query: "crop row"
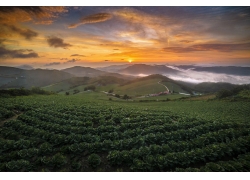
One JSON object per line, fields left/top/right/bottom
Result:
{"left": 0, "top": 107, "right": 15, "bottom": 120}
{"left": 108, "top": 135, "right": 250, "bottom": 171}
{"left": 3, "top": 118, "right": 245, "bottom": 147}
{"left": 175, "top": 152, "right": 250, "bottom": 172}
{"left": 15, "top": 113, "right": 246, "bottom": 138}
{"left": 1, "top": 117, "right": 249, "bottom": 156}
{"left": 1, "top": 129, "right": 249, "bottom": 169}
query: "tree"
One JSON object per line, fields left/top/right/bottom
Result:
{"left": 84, "top": 85, "right": 96, "bottom": 91}
{"left": 73, "top": 89, "right": 80, "bottom": 94}
{"left": 108, "top": 89, "right": 114, "bottom": 93}
{"left": 123, "top": 94, "right": 129, "bottom": 100}
{"left": 216, "top": 89, "right": 232, "bottom": 99}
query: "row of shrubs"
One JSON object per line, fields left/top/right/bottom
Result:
{"left": 0, "top": 87, "right": 55, "bottom": 97}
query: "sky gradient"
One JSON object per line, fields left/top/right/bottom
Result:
{"left": 0, "top": 6, "right": 250, "bottom": 69}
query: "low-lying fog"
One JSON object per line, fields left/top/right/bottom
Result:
{"left": 136, "top": 66, "right": 250, "bottom": 85}
{"left": 166, "top": 66, "right": 250, "bottom": 84}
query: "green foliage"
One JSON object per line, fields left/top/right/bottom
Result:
{"left": 88, "top": 153, "right": 101, "bottom": 168}
{"left": 216, "top": 85, "right": 250, "bottom": 99}
{"left": 238, "top": 89, "right": 250, "bottom": 99}
{"left": 0, "top": 87, "right": 54, "bottom": 97}
{"left": 216, "top": 89, "right": 232, "bottom": 99}
{"left": 0, "top": 94, "right": 250, "bottom": 172}
{"left": 108, "top": 89, "right": 114, "bottom": 93}
{"left": 123, "top": 94, "right": 130, "bottom": 100}
{"left": 84, "top": 85, "right": 96, "bottom": 91}
{"left": 51, "top": 153, "right": 67, "bottom": 168}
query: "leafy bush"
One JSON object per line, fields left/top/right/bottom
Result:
{"left": 51, "top": 153, "right": 67, "bottom": 168}
{"left": 88, "top": 153, "right": 101, "bottom": 168}
{"left": 84, "top": 85, "right": 96, "bottom": 91}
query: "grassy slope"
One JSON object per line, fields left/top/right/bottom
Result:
{"left": 43, "top": 82, "right": 73, "bottom": 92}
{"left": 42, "top": 77, "right": 90, "bottom": 93}
{"left": 161, "top": 82, "right": 189, "bottom": 94}
{"left": 114, "top": 78, "right": 166, "bottom": 96}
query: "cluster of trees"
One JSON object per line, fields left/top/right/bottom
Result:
{"left": 84, "top": 85, "right": 96, "bottom": 91}
{"left": 216, "top": 85, "right": 250, "bottom": 99}
{"left": 0, "top": 87, "right": 54, "bottom": 97}
{"left": 112, "top": 94, "right": 130, "bottom": 100}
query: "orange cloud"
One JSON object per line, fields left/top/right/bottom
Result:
{"left": 68, "top": 13, "right": 112, "bottom": 28}
{"left": 2, "top": 24, "right": 38, "bottom": 40}
{"left": 0, "top": 7, "right": 67, "bottom": 24}
{"left": 163, "top": 43, "right": 250, "bottom": 53}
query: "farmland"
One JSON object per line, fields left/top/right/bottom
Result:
{"left": 0, "top": 93, "right": 250, "bottom": 172}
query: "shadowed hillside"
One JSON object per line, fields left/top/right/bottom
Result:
{"left": 0, "top": 66, "right": 74, "bottom": 89}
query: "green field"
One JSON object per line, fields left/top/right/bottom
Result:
{"left": 43, "top": 82, "right": 73, "bottom": 93}
{"left": 0, "top": 93, "right": 250, "bottom": 172}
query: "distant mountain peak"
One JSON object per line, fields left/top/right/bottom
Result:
{"left": 16, "top": 64, "right": 34, "bottom": 70}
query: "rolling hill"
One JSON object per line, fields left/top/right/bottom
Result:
{"left": 61, "top": 66, "right": 135, "bottom": 80}
{"left": 96, "top": 64, "right": 132, "bottom": 73}
{"left": 61, "top": 66, "right": 105, "bottom": 77}
{"left": 113, "top": 74, "right": 193, "bottom": 97}
{"left": 119, "top": 64, "right": 181, "bottom": 76}
{"left": 16, "top": 64, "right": 34, "bottom": 70}
{"left": 0, "top": 66, "right": 74, "bottom": 89}
{"left": 42, "top": 77, "right": 90, "bottom": 93}
{"left": 42, "top": 75, "right": 129, "bottom": 93}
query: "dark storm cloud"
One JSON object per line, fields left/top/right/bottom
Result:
{"left": 44, "top": 62, "right": 61, "bottom": 66}
{"left": 70, "top": 54, "right": 85, "bottom": 57}
{"left": 5, "top": 24, "right": 38, "bottom": 40}
{"left": 68, "top": 13, "right": 113, "bottom": 28}
{"left": 47, "top": 36, "right": 72, "bottom": 49}
{"left": 0, "top": 46, "right": 38, "bottom": 58}
{"left": 163, "top": 42, "right": 250, "bottom": 53}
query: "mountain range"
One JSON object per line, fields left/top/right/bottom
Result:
{"left": 0, "top": 64, "right": 249, "bottom": 91}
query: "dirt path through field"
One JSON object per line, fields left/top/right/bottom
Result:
{"left": 158, "top": 81, "right": 170, "bottom": 92}
{"left": 0, "top": 111, "right": 23, "bottom": 127}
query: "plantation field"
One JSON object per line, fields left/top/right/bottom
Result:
{"left": 0, "top": 94, "right": 250, "bottom": 172}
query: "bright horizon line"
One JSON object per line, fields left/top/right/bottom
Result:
{"left": 3, "top": 62, "right": 250, "bottom": 70}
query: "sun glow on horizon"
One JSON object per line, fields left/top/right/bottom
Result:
{"left": 128, "top": 59, "right": 133, "bottom": 63}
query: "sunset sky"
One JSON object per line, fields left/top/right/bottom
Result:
{"left": 0, "top": 6, "right": 250, "bottom": 69}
